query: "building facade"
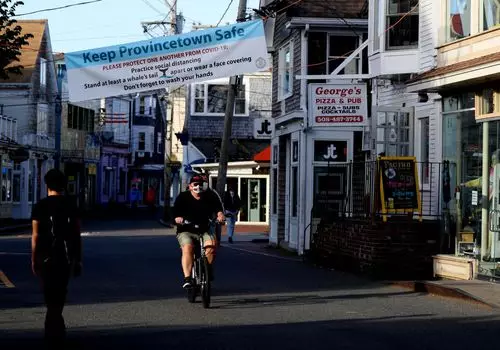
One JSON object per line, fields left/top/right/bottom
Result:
{"left": 0, "top": 20, "right": 58, "bottom": 219}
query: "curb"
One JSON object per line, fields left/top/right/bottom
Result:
{"left": 391, "top": 280, "right": 499, "bottom": 309}
{"left": 0, "top": 224, "right": 31, "bottom": 236}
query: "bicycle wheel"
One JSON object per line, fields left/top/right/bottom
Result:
{"left": 200, "top": 257, "right": 211, "bottom": 308}
{"left": 187, "top": 263, "right": 197, "bottom": 303}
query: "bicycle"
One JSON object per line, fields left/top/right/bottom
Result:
{"left": 180, "top": 219, "right": 221, "bottom": 308}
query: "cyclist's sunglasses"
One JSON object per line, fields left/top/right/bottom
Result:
{"left": 190, "top": 182, "right": 203, "bottom": 186}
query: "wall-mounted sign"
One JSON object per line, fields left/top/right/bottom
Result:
{"left": 65, "top": 20, "right": 269, "bottom": 102}
{"left": 313, "top": 141, "right": 347, "bottom": 162}
{"left": 309, "top": 83, "right": 368, "bottom": 127}
{"left": 253, "top": 118, "right": 274, "bottom": 139}
{"left": 378, "top": 156, "right": 422, "bottom": 222}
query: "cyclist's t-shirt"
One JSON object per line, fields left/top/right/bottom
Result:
{"left": 173, "top": 190, "right": 223, "bottom": 233}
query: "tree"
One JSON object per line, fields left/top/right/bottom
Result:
{"left": 0, "top": 1, "right": 33, "bottom": 80}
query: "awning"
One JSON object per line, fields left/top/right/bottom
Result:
{"left": 253, "top": 146, "right": 271, "bottom": 162}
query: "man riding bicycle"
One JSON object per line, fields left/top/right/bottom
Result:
{"left": 173, "top": 174, "right": 225, "bottom": 289}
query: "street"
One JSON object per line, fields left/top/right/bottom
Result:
{"left": 1, "top": 219, "right": 500, "bottom": 350}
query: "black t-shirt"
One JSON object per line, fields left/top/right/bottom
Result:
{"left": 173, "top": 190, "right": 223, "bottom": 233}
{"left": 31, "top": 195, "right": 80, "bottom": 264}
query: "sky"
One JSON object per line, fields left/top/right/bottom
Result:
{"left": 15, "top": 0, "right": 260, "bottom": 53}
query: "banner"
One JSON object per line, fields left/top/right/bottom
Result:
{"left": 309, "top": 83, "right": 368, "bottom": 127}
{"left": 65, "top": 20, "right": 269, "bottom": 102}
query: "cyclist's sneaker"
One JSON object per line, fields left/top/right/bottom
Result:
{"left": 183, "top": 277, "right": 193, "bottom": 289}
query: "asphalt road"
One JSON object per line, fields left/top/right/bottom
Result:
{"left": 1, "top": 219, "right": 500, "bottom": 350}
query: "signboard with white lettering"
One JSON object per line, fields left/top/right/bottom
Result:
{"left": 309, "top": 83, "right": 368, "bottom": 127}
{"left": 65, "top": 20, "right": 269, "bottom": 102}
{"left": 313, "top": 141, "right": 347, "bottom": 162}
{"left": 253, "top": 118, "right": 274, "bottom": 139}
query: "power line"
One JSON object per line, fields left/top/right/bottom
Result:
{"left": 14, "top": 0, "right": 104, "bottom": 17}
{"left": 216, "top": 0, "right": 235, "bottom": 27}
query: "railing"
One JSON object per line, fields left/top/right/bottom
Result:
{"left": 0, "top": 115, "right": 17, "bottom": 143}
{"left": 310, "top": 161, "right": 451, "bottom": 222}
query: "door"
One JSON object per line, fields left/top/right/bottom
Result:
{"left": 247, "top": 179, "right": 261, "bottom": 222}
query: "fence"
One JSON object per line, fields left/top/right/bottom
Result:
{"left": 310, "top": 161, "right": 452, "bottom": 223}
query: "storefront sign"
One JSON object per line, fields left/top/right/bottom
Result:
{"left": 378, "top": 156, "right": 422, "bottom": 221}
{"left": 65, "top": 20, "right": 269, "bottom": 102}
{"left": 314, "top": 141, "right": 347, "bottom": 162}
{"left": 253, "top": 118, "right": 274, "bottom": 139}
{"left": 309, "top": 83, "right": 368, "bottom": 127}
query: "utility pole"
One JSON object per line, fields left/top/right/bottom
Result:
{"left": 215, "top": 0, "right": 247, "bottom": 197}
{"left": 162, "top": 0, "right": 177, "bottom": 225}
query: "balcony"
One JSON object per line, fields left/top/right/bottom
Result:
{"left": 0, "top": 115, "right": 17, "bottom": 144}
{"left": 22, "top": 133, "right": 55, "bottom": 150}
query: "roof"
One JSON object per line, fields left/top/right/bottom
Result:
{"left": 408, "top": 52, "right": 500, "bottom": 84}
{"left": 262, "top": 0, "right": 368, "bottom": 19}
{"left": 0, "top": 20, "right": 48, "bottom": 84}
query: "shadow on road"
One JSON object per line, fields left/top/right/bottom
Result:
{"left": 1, "top": 314, "right": 500, "bottom": 349}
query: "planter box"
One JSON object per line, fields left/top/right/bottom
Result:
{"left": 433, "top": 254, "right": 477, "bottom": 280}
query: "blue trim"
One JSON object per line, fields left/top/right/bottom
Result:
{"left": 65, "top": 20, "right": 265, "bottom": 70}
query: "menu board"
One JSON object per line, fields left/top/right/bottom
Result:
{"left": 378, "top": 157, "right": 421, "bottom": 219}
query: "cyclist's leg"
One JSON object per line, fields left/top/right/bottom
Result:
{"left": 177, "top": 232, "right": 196, "bottom": 280}
{"left": 202, "top": 231, "right": 217, "bottom": 264}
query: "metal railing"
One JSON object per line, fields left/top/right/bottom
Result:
{"left": 310, "top": 161, "right": 450, "bottom": 222}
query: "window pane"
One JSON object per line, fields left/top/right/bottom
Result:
{"left": 235, "top": 99, "right": 246, "bottom": 114}
{"left": 328, "top": 36, "right": 359, "bottom": 74}
{"left": 195, "top": 85, "right": 205, "bottom": 97}
{"left": 484, "top": 0, "right": 500, "bottom": 31}
{"left": 138, "top": 132, "right": 145, "bottom": 150}
{"left": 481, "top": 88, "right": 495, "bottom": 114}
{"left": 207, "top": 85, "right": 228, "bottom": 113}
{"left": 387, "top": 0, "right": 419, "bottom": 15}
{"left": 386, "top": 14, "right": 419, "bottom": 48}
{"left": 195, "top": 99, "right": 204, "bottom": 113}
{"left": 448, "top": 0, "right": 471, "bottom": 41}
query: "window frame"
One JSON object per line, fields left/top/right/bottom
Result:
{"left": 481, "top": 0, "right": 500, "bottom": 32}
{"left": 37, "top": 103, "right": 49, "bottom": 136}
{"left": 278, "top": 42, "right": 293, "bottom": 101}
{"left": 385, "top": 0, "right": 420, "bottom": 50}
{"left": 326, "top": 33, "right": 363, "bottom": 75}
{"left": 475, "top": 87, "right": 500, "bottom": 121}
{"left": 190, "top": 79, "right": 250, "bottom": 116}
{"left": 375, "top": 107, "right": 414, "bottom": 157}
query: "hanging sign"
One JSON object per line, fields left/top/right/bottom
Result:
{"left": 309, "top": 83, "right": 368, "bottom": 127}
{"left": 378, "top": 156, "right": 422, "bottom": 221}
{"left": 65, "top": 20, "right": 269, "bottom": 102}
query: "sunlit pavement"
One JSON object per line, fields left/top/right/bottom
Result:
{"left": 1, "top": 219, "right": 500, "bottom": 350}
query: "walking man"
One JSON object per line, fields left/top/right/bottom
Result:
{"left": 31, "top": 169, "right": 82, "bottom": 346}
{"left": 223, "top": 186, "right": 241, "bottom": 243}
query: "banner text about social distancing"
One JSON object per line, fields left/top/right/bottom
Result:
{"left": 82, "top": 26, "right": 247, "bottom": 65}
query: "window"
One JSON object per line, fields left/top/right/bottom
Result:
{"left": 484, "top": 0, "right": 500, "bottom": 31}
{"left": 373, "top": 0, "right": 381, "bottom": 51}
{"left": 67, "top": 104, "right": 95, "bottom": 132}
{"left": 192, "top": 84, "right": 248, "bottom": 115}
{"left": 1, "top": 166, "right": 12, "bottom": 202}
{"left": 12, "top": 170, "right": 20, "bottom": 202}
{"left": 138, "top": 132, "right": 146, "bottom": 151}
{"left": 376, "top": 110, "right": 413, "bottom": 156}
{"left": 328, "top": 35, "right": 360, "bottom": 74}
{"left": 40, "top": 58, "right": 47, "bottom": 86}
{"left": 37, "top": 104, "right": 48, "bottom": 135}
{"left": 119, "top": 169, "right": 126, "bottom": 195}
{"left": 278, "top": 43, "right": 293, "bottom": 100}
{"left": 475, "top": 87, "right": 500, "bottom": 121}
{"left": 150, "top": 132, "right": 154, "bottom": 152}
{"left": 157, "top": 132, "right": 162, "bottom": 153}
{"left": 420, "top": 117, "right": 430, "bottom": 184}
{"left": 386, "top": 0, "right": 419, "bottom": 49}
{"left": 139, "top": 97, "right": 146, "bottom": 114}
{"left": 447, "top": 0, "right": 471, "bottom": 42}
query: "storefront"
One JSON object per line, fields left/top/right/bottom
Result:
{"left": 195, "top": 161, "right": 270, "bottom": 226}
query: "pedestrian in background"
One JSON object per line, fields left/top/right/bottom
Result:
{"left": 31, "top": 169, "right": 82, "bottom": 347}
{"left": 223, "top": 186, "right": 241, "bottom": 243}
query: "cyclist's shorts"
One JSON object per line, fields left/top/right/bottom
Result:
{"left": 177, "top": 231, "right": 216, "bottom": 247}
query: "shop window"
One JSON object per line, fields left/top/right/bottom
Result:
{"left": 386, "top": 0, "right": 419, "bottom": 49}
{"left": 376, "top": 109, "right": 413, "bottom": 156}
{"left": 119, "top": 169, "right": 126, "bottom": 195}
{"left": 328, "top": 35, "right": 360, "bottom": 74}
{"left": 138, "top": 132, "right": 146, "bottom": 151}
{"left": 12, "top": 171, "right": 20, "bottom": 202}
{"left": 1, "top": 166, "right": 12, "bottom": 202}
{"left": 447, "top": 0, "right": 471, "bottom": 42}
{"left": 192, "top": 83, "right": 248, "bottom": 116}
{"left": 476, "top": 87, "right": 500, "bottom": 121}
{"left": 278, "top": 43, "right": 293, "bottom": 100}
{"left": 483, "top": 0, "right": 500, "bottom": 31}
